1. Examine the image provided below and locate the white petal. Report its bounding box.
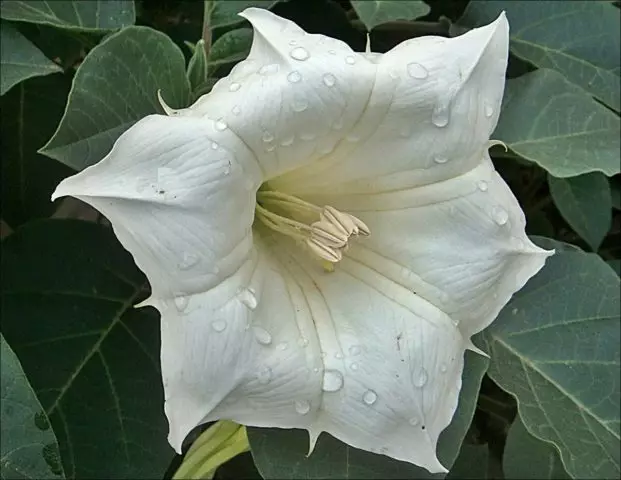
[52,114,261,298]
[172,8,377,178]
[273,13,509,193]
[297,155,552,338]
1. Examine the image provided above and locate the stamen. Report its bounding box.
[306,238,343,263]
[310,220,348,248]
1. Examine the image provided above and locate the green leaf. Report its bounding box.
[0,0,135,31]
[495,69,620,177]
[249,349,489,479]
[611,180,621,211]
[607,260,620,277]
[503,416,570,480]
[446,443,488,479]
[206,0,280,30]
[1,219,173,479]
[1,74,73,226]
[459,0,620,111]
[0,20,61,95]
[351,0,430,30]
[484,237,620,479]
[208,28,253,74]
[1,334,64,479]
[39,26,190,171]
[187,39,208,94]
[548,172,612,251]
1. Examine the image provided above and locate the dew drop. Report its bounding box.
[431,103,450,128]
[277,341,289,351]
[287,71,302,83]
[257,367,272,385]
[295,399,311,415]
[322,369,344,392]
[477,180,489,192]
[484,102,494,118]
[280,135,294,147]
[407,62,429,79]
[297,337,309,348]
[300,132,316,141]
[259,63,279,75]
[440,363,448,373]
[215,118,228,131]
[174,295,189,311]
[178,252,199,270]
[345,56,356,65]
[253,326,272,345]
[238,287,258,310]
[262,131,275,143]
[451,317,460,327]
[409,416,420,427]
[322,73,336,87]
[512,308,519,315]
[313,367,320,373]
[346,133,360,142]
[433,155,448,164]
[328,49,336,55]
[492,205,509,226]
[211,320,227,332]
[362,389,378,405]
[413,368,428,388]
[290,47,310,61]
[349,345,362,356]
[350,362,359,371]
[292,96,308,112]
[289,40,297,46]
[232,105,242,116]
[335,352,344,360]
[210,141,219,150]
[229,82,241,92]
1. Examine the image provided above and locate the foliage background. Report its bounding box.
[1,1,619,479]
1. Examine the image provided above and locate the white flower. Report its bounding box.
[52,8,552,473]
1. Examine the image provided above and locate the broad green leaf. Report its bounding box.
[0,20,61,95]
[484,237,620,479]
[445,443,488,479]
[1,220,173,479]
[503,416,570,480]
[460,0,620,110]
[208,28,253,74]
[607,260,620,277]
[1,335,64,479]
[206,0,280,30]
[187,39,208,94]
[495,69,620,177]
[39,26,190,171]
[351,0,430,30]
[249,349,489,479]
[0,0,135,31]
[1,74,73,226]
[548,172,612,251]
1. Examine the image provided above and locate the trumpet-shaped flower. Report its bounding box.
[52,8,552,473]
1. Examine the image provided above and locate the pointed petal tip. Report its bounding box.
[306,428,322,457]
[466,339,489,358]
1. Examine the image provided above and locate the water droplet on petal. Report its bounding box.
[178,252,199,270]
[362,389,378,405]
[262,131,275,143]
[289,40,297,46]
[297,337,309,347]
[259,63,279,75]
[345,56,356,65]
[350,362,359,371]
[292,96,308,112]
[277,341,289,351]
[212,320,227,332]
[328,49,336,55]
[280,135,294,147]
[290,47,310,61]
[313,367,320,373]
[433,155,448,164]
[440,363,448,373]
[322,73,336,87]
[492,205,509,225]
[349,345,361,356]
[257,367,272,385]
[346,133,360,142]
[229,82,241,92]
[477,180,489,192]
[512,308,519,315]
[335,352,344,360]
[238,287,258,310]
[295,400,311,415]
[215,118,228,131]
[407,62,429,79]
[253,326,272,345]
[413,368,428,388]
[431,103,450,128]
[451,317,460,327]
[484,102,494,118]
[287,71,302,83]
[232,105,241,116]
[300,132,316,141]
[409,416,420,427]
[174,296,189,311]
[322,369,344,392]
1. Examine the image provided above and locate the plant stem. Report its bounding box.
[202,0,212,56]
